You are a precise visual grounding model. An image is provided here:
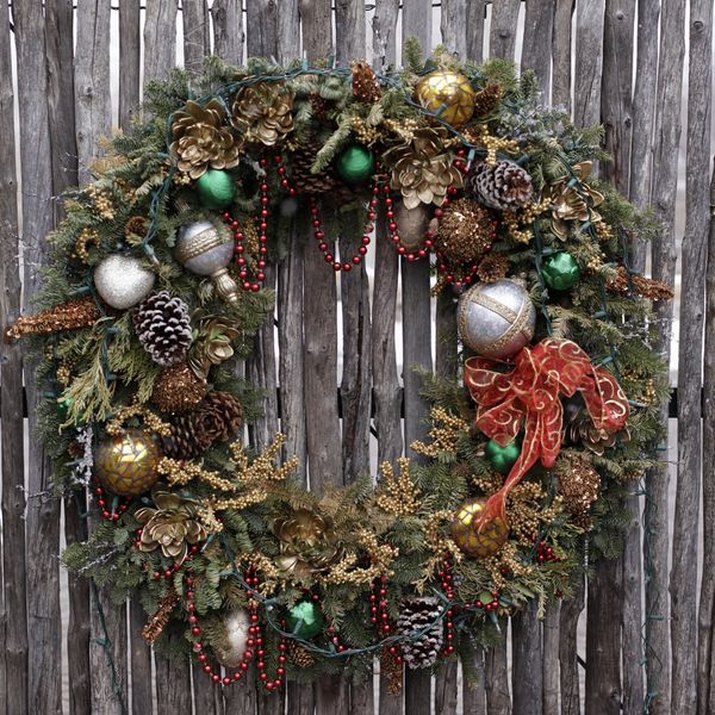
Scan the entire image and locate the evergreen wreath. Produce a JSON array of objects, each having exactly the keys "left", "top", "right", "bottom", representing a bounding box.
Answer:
[{"left": 9, "top": 46, "right": 671, "bottom": 691}]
